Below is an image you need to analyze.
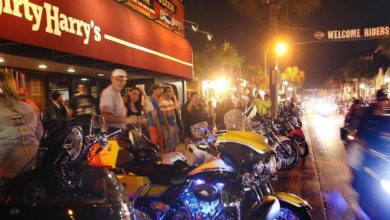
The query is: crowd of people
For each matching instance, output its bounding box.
[0,67,278,182]
[7,67,389,188]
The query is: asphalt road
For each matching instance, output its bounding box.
[305,113,360,220]
[274,113,360,220]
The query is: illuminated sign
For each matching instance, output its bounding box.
[315,25,390,40]
[158,0,176,14]
[0,0,102,45]
[0,0,193,79]
[127,0,184,36]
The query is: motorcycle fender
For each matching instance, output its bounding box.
[271,192,312,209]
[247,195,280,220]
[294,128,305,138]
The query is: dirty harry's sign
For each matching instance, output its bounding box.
[0,0,193,79]
[314,25,390,41]
[0,0,102,45]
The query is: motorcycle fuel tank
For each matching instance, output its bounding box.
[217,131,273,154]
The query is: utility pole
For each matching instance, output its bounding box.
[267,1,280,116]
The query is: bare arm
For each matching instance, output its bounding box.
[101,111,136,124]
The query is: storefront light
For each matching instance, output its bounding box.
[81,78,88,81]
[67,67,75,73]
[98,73,104,77]
[0,57,4,63]
[38,64,47,69]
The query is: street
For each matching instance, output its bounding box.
[274,113,359,220]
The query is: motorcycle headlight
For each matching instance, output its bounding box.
[381,179,390,194]
[265,154,278,175]
[253,161,265,174]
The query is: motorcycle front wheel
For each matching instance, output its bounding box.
[275,202,312,220]
[293,136,309,158]
[276,140,299,170]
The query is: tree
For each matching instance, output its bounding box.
[280,66,305,88]
[228,0,322,115]
[242,65,269,91]
[227,0,321,22]
[194,42,245,81]
[344,57,376,81]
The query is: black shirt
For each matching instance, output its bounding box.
[68,93,97,117]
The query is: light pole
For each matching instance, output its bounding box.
[283,80,288,100]
[268,41,287,116]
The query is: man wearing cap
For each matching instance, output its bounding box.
[100,69,137,132]
[147,84,164,150]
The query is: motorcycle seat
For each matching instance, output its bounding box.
[126,162,194,186]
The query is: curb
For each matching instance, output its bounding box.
[303,113,328,220]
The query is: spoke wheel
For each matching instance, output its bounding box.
[294,136,309,158]
[276,140,299,170]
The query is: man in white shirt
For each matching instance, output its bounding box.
[100,69,136,132]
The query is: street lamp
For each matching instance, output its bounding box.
[184,20,213,41]
[276,42,287,57]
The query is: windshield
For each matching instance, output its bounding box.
[223,109,252,131]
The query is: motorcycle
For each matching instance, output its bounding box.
[251,117,300,170]
[184,121,218,166]
[346,104,390,219]
[275,113,309,158]
[245,106,300,170]
[114,112,312,219]
[0,116,148,220]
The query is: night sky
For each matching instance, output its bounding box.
[183,0,390,88]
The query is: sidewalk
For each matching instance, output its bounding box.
[272,114,327,220]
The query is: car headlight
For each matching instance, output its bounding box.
[381,179,390,194]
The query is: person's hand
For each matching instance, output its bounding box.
[138,117,148,125]
[125,115,138,125]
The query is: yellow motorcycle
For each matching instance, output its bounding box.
[89,124,312,219]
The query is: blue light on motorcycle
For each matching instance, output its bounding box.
[194,179,206,185]
[380,179,390,194]
[216,182,225,190]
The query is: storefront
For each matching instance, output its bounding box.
[0,0,193,110]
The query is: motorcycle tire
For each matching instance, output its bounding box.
[293,136,309,158]
[276,201,312,220]
[276,140,299,171]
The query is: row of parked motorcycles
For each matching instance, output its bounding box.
[0,106,312,219]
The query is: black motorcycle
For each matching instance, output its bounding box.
[0,116,148,220]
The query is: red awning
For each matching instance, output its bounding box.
[0,0,193,79]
